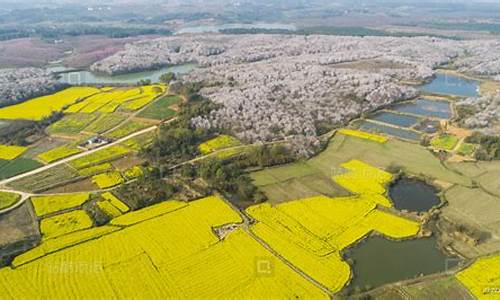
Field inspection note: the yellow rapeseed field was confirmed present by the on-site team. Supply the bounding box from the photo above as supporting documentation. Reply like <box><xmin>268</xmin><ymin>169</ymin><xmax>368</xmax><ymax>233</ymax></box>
<box><xmin>198</xmin><ymin>134</ymin><xmax>242</xmax><ymax>154</ymax></box>
<box><xmin>123</xmin><ymin>165</ymin><xmax>143</xmax><ymax>179</ymax></box>
<box><xmin>92</xmin><ymin>171</ymin><xmax>124</xmax><ymax>189</ymax></box>
<box><xmin>0</xmin><ymin>144</ymin><xmax>28</xmax><ymax>160</ymax></box>
<box><xmin>69</xmin><ymin>145</ymin><xmax>130</xmax><ymax>169</ymax></box>
<box><xmin>0</xmin><ymin>195</ymin><xmax>326</xmax><ymax>298</ymax></box>
<box><xmin>97</xmin><ymin>200</ymin><xmax>122</xmax><ymax>218</ymax></box>
<box><xmin>246</xmin><ymin>160</ymin><xmax>419</xmax><ymax>292</ymax></box>
<box><xmin>39</xmin><ymin>210</ymin><xmax>93</xmax><ymax>240</ymax></box>
<box><xmin>246</xmin><ymin>194</ymin><xmax>419</xmax><ymax>292</ymax></box>
<box><xmin>65</xmin><ymin>85</ymin><xmax>164</xmax><ymax>114</ymax></box>
<box><xmin>31</xmin><ymin>193</ymin><xmax>90</xmax><ymax>216</ymax></box>
<box><xmin>456</xmin><ymin>254</ymin><xmax>500</xmax><ymax>299</ymax></box>
<box><xmin>101</xmin><ymin>192</ymin><xmax>129</xmax><ymax>213</ymax></box>
<box><xmin>77</xmin><ymin>163</ymin><xmax>114</xmax><ymax>177</ymax></box>
<box><xmin>333</xmin><ymin>159</ymin><xmax>393</xmax><ymax>206</ymax></box>
<box><xmin>338</xmin><ymin>128</ymin><xmax>388</xmax><ymax>143</ymax></box>
<box><xmin>37</xmin><ymin>145</ymin><xmax>82</xmax><ymax>163</ymax></box>
<box><xmin>0</xmin><ymin>87</ymin><xmax>100</xmax><ymax>120</ymax></box>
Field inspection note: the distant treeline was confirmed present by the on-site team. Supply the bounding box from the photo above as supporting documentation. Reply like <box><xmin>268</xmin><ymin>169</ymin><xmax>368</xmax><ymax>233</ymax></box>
<box><xmin>219</xmin><ymin>26</ymin><xmax>463</xmax><ymax>40</ymax></box>
<box><xmin>425</xmin><ymin>22</ymin><xmax>500</xmax><ymax>35</ymax></box>
<box><xmin>0</xmin><ymin>25</ymin><xmax>172</xmax><ymax>41</ymax></box>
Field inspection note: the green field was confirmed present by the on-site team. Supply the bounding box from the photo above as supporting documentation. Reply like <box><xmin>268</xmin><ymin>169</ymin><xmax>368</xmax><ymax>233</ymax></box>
<box><xmin>0</xmin><ymin>158</ymin><xmax>43</xmax><ymax>180</ymax></box>
<box><xmin>0</xmin><ymin>191</ymin><xmax>21</xmax><ymax>210</ymax></box>
<box><xmin>47</xmin><ymin>113</ymin><xmax>98</xmax><ymax>136</ymax></box>
<box><xmin>250</xmin><ymin>134</ymin><xmax>473</xmax><ymax>203</ymax></box>
<box><xmin>442</xmin><ymin>184</ymin><xmax>500</xmax><ymax>256</ymax></box>
<box><xmin>369</xmin><ymin>277</ymin><xmax>472</xmax><ymax>300</ymax></box>
<box><xmin>8</xmin><ymin>164</ymin><xmax>81</xmax><ymax>193</ymax></box>
<box><xmin>457</xmin><ymin>143</ymin><xmax>476</xmax><ymax>156</ymax></box>
<box><xmin>83</xmin><ymin>113</ymin><xmax>127</xmax><ymax>134</ymax></box>
<box><xmin>137</xmin><ymin>95</ymin><xmax>181</xmax><ymax>120</ymax></box>
<box><xmin>69</xmin><ymin>145</ymin><xmax>130</xmax><ymax>169</ymax></box>
<box><xmin>477</xmin><ymin>170</ymin><xmax>500</xmax><ymax>198</ymax></box>
<box><xmin>104</xmin><ymin>120</ymin><xmax>149</xmax><ymax>139</ymax></box>
<box><xmin>309</xmin><ymin>134</ymin><xmax>471</xmax><ymax>185</ymax></box>
<box><xmin>431</xmin><ymin>134</ymin><xmax>459</xmax><ymax>151</ymax></box>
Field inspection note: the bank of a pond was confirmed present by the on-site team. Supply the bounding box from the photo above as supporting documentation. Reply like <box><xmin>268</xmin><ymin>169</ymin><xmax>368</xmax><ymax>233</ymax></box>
<box><xmin>420</xmin><ymin>72</ymin><xmax>479</xmax><ymax>97</ymax></box>
<box><xmin>389</xmin><ymin>177</ymin><xmax>442</xmax><ymax>213</ymax></box>
<box><xmin>344</xmin><ymin>235</ymin><xmax>460</xmax><ymax>292</ymax></box>
<box><xmin>56</xmin><ymin>64</ymin><xmax>197</xmax><ymax>85</ymax></box>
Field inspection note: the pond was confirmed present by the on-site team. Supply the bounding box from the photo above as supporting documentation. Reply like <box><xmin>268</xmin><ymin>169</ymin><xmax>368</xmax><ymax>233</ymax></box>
<box><xmin>420</xmin><ymin>73</ymin><xmax>479</xmax><ymax>97</ymax></box>
<box><xmin>391</xmin><ymin>99</ymin><xmax>452</xmax><ymax>119</ymax></box>
<box><xmin>345</xmin><ymin>236</ymin><xmax>459</xmax><ymax>291</ymax></box>
<box><xmin>56</xmin><ymin>64</ymin><xmax>197</xmax><ymax>85</ymax></box>
<box><xmin>357</xmin><ymin>120</ymin><xmax>422</xmax><ymax>141</ymax></box>
<box><xmin>389</xmin><ymin>178</ymin><xmax>441</xmax><ymax>212</ymax></box>
<box><xmin>369</xmin><ymin>111</ymin><xmax>420</xmax><ymax>128</ymax></box>
<box><xmin>174</xmin><ymin>23</ymin><xmax>296</xmax><ymax>34</ymax></box>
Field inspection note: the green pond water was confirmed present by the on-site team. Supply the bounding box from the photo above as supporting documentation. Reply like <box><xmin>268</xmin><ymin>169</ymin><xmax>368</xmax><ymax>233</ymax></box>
<box><xmin>346</xmin><ymin>236</ymin><xmax>459</xmax><ymax>291</ymax></box>
<box><xmin>57</xmin><ymin>64</ymin><xmax>197</xmax><ymax>85</ymax></box>
<box><xmin>389</xmin><ymin>178</ymin><xmax>441</xmax><ymax>212</ymax></box>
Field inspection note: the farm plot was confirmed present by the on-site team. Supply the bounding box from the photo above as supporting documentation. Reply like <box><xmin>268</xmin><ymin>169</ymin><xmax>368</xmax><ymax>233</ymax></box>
<box><xmin>77</xmin><ymin>163</ymin><xmax>114</xmax><ymax>177</ymax></box>
<box><xmin>476</xmin><ymin>170</ymin><xmax>500</xmax><ymax>198</ymax></box>
<box><xmin>0</xmin><ymin>191</ymin><xmax>21</xmax><ymax>210</ymax></box>
<box><xmin>338</xmin><ymin>128</ymin><xmax>388</xmax><ymax>143</ymax></box>
<box><xmin>8</xmin><ymin>164</ymin><xmax>81</xmax><ymax>193</ymax></box>
<box><xmin>431</xmin><ymin>134</ymin><xmax>460</xmax><ymax>151</ymax></box>
<box><xmin>0</xmin><ymin>158</ymin><xmax>43</xmax><ymax>180</ymax></box>
<box><xmin>138</xmin><ymin>95</ymin><xmax>182</xmax><ymax>120</ymax></box>
<box><xmin>101</xmin><ymin>192</ymin><xmax>129</xmax><ymax>214</ymax></box>
<box><xmin>0</xmin><ymin>87</ymin><xmax>100</xmax><ymax>121</ymax></box>
<box><xmin>256</xmin><ymin>173</ymin><xmax>349</xmax><ymax>204</ymax></box>
<box><xmin>119</xmin><ymin>131</ymin><xmax>156</xmax><ymax>151</ymax></box>
<box><xmin>37</xmin><ymin>145</ymin><xmax>83</xmax><ymax>163</ymax></box>
<box><xmin>456</xmin><ymin>254</ymin><xmax>500</xmax><ymax>299</ymax></box>
<box><xmin>40</xmin><ymin>210</ymin><xmax>93</xmax><ymax>240</ymax></box>
<box><xmin>457</xmin><ymin>143</ymin><xmax>476</xmax><ymax>156</ymax></box>
<box><xmin>31</xmin><ymin>193</ymin><xmax>90</xmax><ymax>217</ymax></box>
<box><xmin>246</xmin><ymin>173</ymin><xmax>420</xmax><ymax>293</ymax></box>
<box><xmin>47</xmin><ymin>113</ymin><xmax>98</xmax><ymax>136</ymax></box>
<box><xmin>0</xmin><ymin>196</ymin><xmax>326</xmax><ymax>299</ymax></box>
<box><xmin>306</xmin><ymin>134</ymin><xmax>472</xmax><ymax>186</ymax></box>
<box><xmin>103</xmin><ymin>120</ymin><xmax>149</xmax><ymax>140</ymax></box>
<box><xmin>442</xmin><ymin>185</ymin><xmax>500</xmax><ymax>256</ymax></box>
<box><xmin>198</xmin><ymin>135</ymin><xmax>242</xmax><ymax>154</ymax></box>
<box><xmin>0</xmin><ymin>144</ymin><xmax>28</xmax><ymax>160</ymax></box>
<box><xmin>92</xmin><ymin>171</ymin><xmax>124</xmax><ymax>189</ymax></box>
<box><xmin>69</xmin><ymin>145</ymin><xmax>130</xmax><ymax>169</ymax></box>
<box><xmin>65</xmin><ymin>85</ymin><xmax>164</xmax><ymax>114</ymax></box>
<box><xmin>82</xmin><ymin>113</ymin><xmax>127</xmax><ymax>134</ymax></box>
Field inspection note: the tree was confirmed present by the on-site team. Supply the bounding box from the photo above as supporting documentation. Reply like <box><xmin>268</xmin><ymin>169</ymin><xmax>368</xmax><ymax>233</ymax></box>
<box><xmin>159</xmin><ymin>72</ymin><xmax>176</xmax><ymax>84</ymax></box>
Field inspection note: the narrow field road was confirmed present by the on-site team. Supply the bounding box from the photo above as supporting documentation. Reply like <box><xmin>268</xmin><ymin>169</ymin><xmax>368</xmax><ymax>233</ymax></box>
<box><xmin>214</xmin><ymin>192</ymin><xmax>333</xmax><ymax>296</ymax></box>
<box><xmin>0</xmin><ymin>189</ymin><xmax>33</xmax><ymax>215</ymax></box>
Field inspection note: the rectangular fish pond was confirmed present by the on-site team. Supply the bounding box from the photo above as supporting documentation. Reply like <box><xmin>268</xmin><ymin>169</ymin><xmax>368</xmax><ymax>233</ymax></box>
<box><xmin>368</xmin><ymin>111</ymin><xmax>421</xmax><ymax>128</ymax></box>
<box><xmin>356</xmin><ymin>120</ymin><xmax>422</xmax><ymax>142</ymax></box>
<box><xmin>391</xmin><ymin>99</ymin><xmax>452</xmax><ymax>119</ymax></box>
